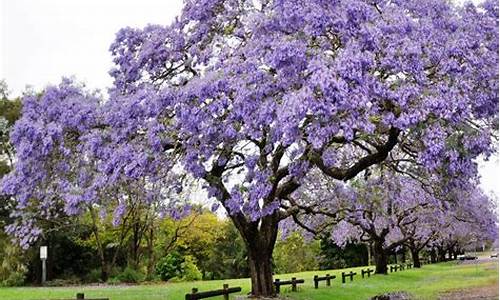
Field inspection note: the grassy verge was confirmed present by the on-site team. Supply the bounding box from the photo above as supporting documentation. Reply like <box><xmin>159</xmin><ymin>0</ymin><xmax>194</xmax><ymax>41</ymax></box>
<box><xmin>0</xmin><ymin>260</ymin><xmax>497</xmax><ymax>300</ymax></box>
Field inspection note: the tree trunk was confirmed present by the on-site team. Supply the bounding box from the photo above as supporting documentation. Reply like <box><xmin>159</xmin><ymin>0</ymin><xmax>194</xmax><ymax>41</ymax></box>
<box><xmin>367</xmin><ymin>242</ymin><xmax>372</xmax><ymax>266</ymax></box>
<box><xmin>410</xmin><ymin>248</ymin><xmax>421</xmax><ymax>268</ymax></box>
<box><xmin>438</xmin><ymin>247</ymin><xmax>446</xmax><ymax>262</ymax></box>
<box><xmin>232</xmin><ymin>213</ymin><xmax>278</xmax><ymax>297</ymax></box>
<box><xmin>146</xmin><ymin>226</ymin><xmax>155</xmax><ymax>279</ymax></box>
<box><xmin>100</xmin><ymin>258</ymin><xmax>109</xmax><ymax>282</ymax></box>
<box><xmin>430</xmin><ymin>248</ymin><xmax>437</xmax><ymax>263</ymax></box>
<box><xmin>373</xmin><ymin>241</ymin><xmax>388</xmax><ymax>274</ymax></box>
<box><xmin>88</xmin><ymin>205</ymin><xmax>109</xmax><ymax>282</ymax></box>
<box><xmin>248</xmin><ymin>246</ymin><xmax>274</xmax><ymax>296</ymax></box>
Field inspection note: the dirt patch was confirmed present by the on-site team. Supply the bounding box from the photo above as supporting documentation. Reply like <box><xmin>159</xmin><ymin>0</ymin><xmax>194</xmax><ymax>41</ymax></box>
<box><xmin>438</xmin><ymin>284</ymin><xmax>499</xmax><ymax>300</ymax></box>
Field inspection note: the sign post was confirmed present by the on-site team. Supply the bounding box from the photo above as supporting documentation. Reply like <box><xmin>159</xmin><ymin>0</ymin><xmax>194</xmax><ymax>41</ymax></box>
<box><xmin>40</xmin><ymin>246</ymin><xmax>47</xmax><ymax>285</ymax></box>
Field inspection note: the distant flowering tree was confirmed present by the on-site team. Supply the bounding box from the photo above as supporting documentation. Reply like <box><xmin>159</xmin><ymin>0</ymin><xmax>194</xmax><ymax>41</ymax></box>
<box><xmin>288</xmin><ymin>172</ymin><xmax>439</xmax><ymax>273</ymax></box>
<box><xmin>2</xmin><ymin>0</ymin><xmax>498</xmax><ymax>296</ymax></box>
<box><xmin>426</xmin><ymin>189</ymin><xmax>498</xmax><ymax>261</ymax></box>
<box><xmin>288</xmin><ymin>171</ymin><xmax>497</xmax><ymax>272</ymax></box>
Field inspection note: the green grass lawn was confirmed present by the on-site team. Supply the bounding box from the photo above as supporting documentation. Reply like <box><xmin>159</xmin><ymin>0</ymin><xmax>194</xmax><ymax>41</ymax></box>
<box><xmin>0</xmin><ymin>260</ymin><xmax>497</xmax><ymax>300</ymax></box>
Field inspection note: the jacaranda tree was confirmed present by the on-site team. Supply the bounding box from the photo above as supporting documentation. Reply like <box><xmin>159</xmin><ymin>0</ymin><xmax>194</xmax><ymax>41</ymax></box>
<box><xmin>2</xmin><ymin>0</ymin><xmax>498</xmax><ymax>296</ymax></box>
<box><xmin>288</xmin><ymin>171</ymin><xmax>497</xmax><ymax>273</ymax></box>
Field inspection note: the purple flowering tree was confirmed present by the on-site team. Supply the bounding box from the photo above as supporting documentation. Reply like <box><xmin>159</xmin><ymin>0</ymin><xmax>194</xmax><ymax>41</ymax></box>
<box><xmin>401</xmin><ymin>186</ymin><xmax>497</xmax><ymax>266</ymax></box>
<box><xmin>426</xmin><ymin>189</ymin><xmax>498</xmax><ymax>262</ymax></box>
<box><xmin>289</xmin><ymin>171</ymin><xmax>498</xmax><ymax>273</ymax></box>
<box><xmin>290</xmin><ymin>173</ymin><xmax>441</xmax><ymax>274</ymax></box>
<box><xmin>2</xmin><ymin>0</ymin><xmax>498</xmax><ymax>296</ymax></box>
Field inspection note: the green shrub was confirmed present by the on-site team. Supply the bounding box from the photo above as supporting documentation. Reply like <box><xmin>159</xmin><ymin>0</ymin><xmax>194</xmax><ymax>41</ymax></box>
<box><xmin>180</xmin><ymin>256</ymin><xmax>202</xmax><ymax>281</ymax></box>
<box><xmin>155</xmin><ymin>252</ymin><xmax>183</xmax><ymax>281</ymax></box>
<box><xmin>1</xmin><ymin>271</ymin><xmax>25</xmax><ymax>287</ymax></box>
<box><xmin>85</xmin><ymin>268</ymin><xmax>104</xmax><ymax>283</ymax></box>
<box><xmin>106</xmin><ymin>276</ymin><xmax>121</xmax><ymax>285</ymax></box>
<box><xmin>115</xmin><ymin>267</ymin><xmax>143</xmax><ymax>283</ymax></box>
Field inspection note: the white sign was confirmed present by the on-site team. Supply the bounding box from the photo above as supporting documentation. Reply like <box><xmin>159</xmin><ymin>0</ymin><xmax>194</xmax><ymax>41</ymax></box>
<box><xmin>40</xmin><ymin>246</ymin><xmax>47</xmax><ymax>259</ymax></box>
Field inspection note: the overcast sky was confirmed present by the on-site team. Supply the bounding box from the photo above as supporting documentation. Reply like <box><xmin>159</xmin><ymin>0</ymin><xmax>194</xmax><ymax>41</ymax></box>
<box><xmin>1</xmin><ymin>0</ymin><xmax>498</xmax><ymax>198</ymax></box>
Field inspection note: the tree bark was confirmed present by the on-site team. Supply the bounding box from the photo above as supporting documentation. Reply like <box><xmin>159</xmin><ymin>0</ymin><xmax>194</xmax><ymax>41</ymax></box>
<box><xmin>410</xmin><ymin>248</ymin><xmax>421</xmax><ymax>268</ymax></box>
<box><xmin>367</xmin><ymin>242</ymin><xmax>372</xmax><ymax>266</ymax></box>
<box><xmin>146</xmin><ymin>226</ymin><xmax>155</xmax><ymax>279</ymax></box>
<box><xmin>373</xmin><ymin>240</ymin><xmax>388</xmax><ymax>274</ymax></box>
<box><xmin>437</xmin><ymin>247</ymin><xmax>446</xmax><ymax>262</ymax></box>
<box><xmin>248</xmin><ymin>246</ymin><xmax>274</xmax><ymax>297</ymax></box>
<box><xmin>232</xmin><ymin>213</ymin><xmax>278</xmax><ymax>297</ymax></box>
<box><xmin>430</xmin><ymin>248</ymin><xmax>437</xmax><ymax>263</ymax></box>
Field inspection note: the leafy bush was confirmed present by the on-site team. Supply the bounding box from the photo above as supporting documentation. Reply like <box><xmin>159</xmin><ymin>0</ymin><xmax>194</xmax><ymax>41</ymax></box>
<box><xmin>155</xmin><ymin>252</ymin><xmax>183</xmax><ymax>281</ymax></box>
<box><xmin>180</xmin><ymin>256</ymin><xmax>202</xmax><ymax>281</ymax></box>
<box><xmin>85</xmin><ymin>268</ymin><xmax>103</xmax><ymax>283</ymax></box>
<box><xmin>1</xmin><ymin>271</ymin><xmax>25</xmax><ymax>287</ymax></box>
<box><xmin>115</xmin><ymin>267</ymin><xmax>143</xmax><ymax>283</ymax></box>
<box><xmin>106</xmin><ymin>277</ymin><xmax>121</xmax><ymax>285</ymax></box>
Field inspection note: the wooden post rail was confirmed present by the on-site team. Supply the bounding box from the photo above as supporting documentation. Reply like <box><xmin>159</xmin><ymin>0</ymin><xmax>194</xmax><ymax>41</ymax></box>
<box><xmin>390</xmin><ymin>265</ymin><xmax>400</xmax><ymax>273</ymax></box>
<box><xmin>313</xmin><ymin>274</ymin><xmax>335</xmax><ymax>288</ymax></box>
<box><xmin>185</xmin><ymin>284</ymin><xmax>241</xmax><ymax>300</ymax></box>
<box><xmin>341</xmin><ymin>271</ymin><xmax>357</xmax><ymax>283</ymax></box>
<box><xmin>361</xmin><ymin>268</ymin><xmax>374</xmax><ymax>278</ymax></box>
<box><xmin>273</xmin><ymin>277</ymin><xmax>305</xmax><ymax>294</ymax></box>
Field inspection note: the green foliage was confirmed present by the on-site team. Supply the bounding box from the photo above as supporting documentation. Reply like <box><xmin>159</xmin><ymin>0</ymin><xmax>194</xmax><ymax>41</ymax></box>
<box><xmin>155</xmin><ymin>252</ymin><xmax>183</xmax><ymax>281</ymax></box>
<box><xmin>319</xmin><ymin>239</ymin><xmax>368</xmax><ymax>270</ymax></box>
<box><xmin>115</xmin><ymin>267</ymin><xmax>144</xmax><ymax>283</ymax></box>
<box><xmin>85</xmin><ymin>269</ymin><xmax>104</xmax><ymax>283</ymax></box>
<box><xmin>273</xmin><ymin>232</ymin><xmax>321</xmax><ymax>274</ymax></box>
<box><xmin>179</xmin><ymin>256</ymin><xmax>202</xmax><ymax>281</ymax></box>
<box><xmin>0</xmin><ymin>99</ymin><xmax>21</xmax><ymax>127</ymax></box>
<box><xmin>174</xmin><ymin>211</ymin><xmax>221</xmax><ymax>278</ymax></box>
<box><xmin>204</xmin><ymin>220</ymin><xmax>248</xmax><ymax>280</ymax></box>
<box><xmin>0</xmin><ymin>241</ymin><xmax>27</xmax><ymax>284</ymax></box>
<box><xmin>0</xmin><ymin>271</ymin><xmax>25</xmax><ymax>287</ymax></box>
<box><xmin>106</xmin><ymin>277</ymin><xmax>122</xmax><ymax>285</ymax></box>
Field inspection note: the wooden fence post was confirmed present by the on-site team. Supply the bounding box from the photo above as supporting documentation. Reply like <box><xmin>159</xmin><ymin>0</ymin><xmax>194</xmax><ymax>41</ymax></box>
<box><xmin>185</xmin><ymin>288</ymin><xmax>198</xmax><ymax>300</ymax></box>
<box><xmin>222</xmin><ymin>284</ymin><xmax>229</xmax><ymax>300</ymax></box>
<box><xmin>76</xmin><ymin>293</ymin><xmax>84</xmax><ymax>300</ymax></box>
<box><xmin>274</xmin><ymin>279</ymin><xmax>280</xmax><ymax>294</ymax></box>
<box><xmin>326</xmin><ymin>274</ymin><xmax>331</xmax><ymax>286</ymax></box>
<box><xmin>314</xmin><ymin>275</ymin><xmax>318</xmax><ymax>289</ymax></box>
<box><xmin>291</xmin><ymin>277</ymin><xmax>297</xmax><ymax>292</ymax></box>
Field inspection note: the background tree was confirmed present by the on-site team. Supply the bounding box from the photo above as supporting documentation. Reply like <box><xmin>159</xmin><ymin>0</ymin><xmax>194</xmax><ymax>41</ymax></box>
<box><xmin>318</xmin><ymin>239</ymin><xmax>368</xmax><ymax>270</ymax></box>
<box><xmin>0</xmin><ymin>80</ymin><xmax>25</xmax><ymax>286</ymax></box>
<box><xmin>272</xmin><ymin>232</ymin><xmax>321</xmax><ymax>274</ymax></box>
